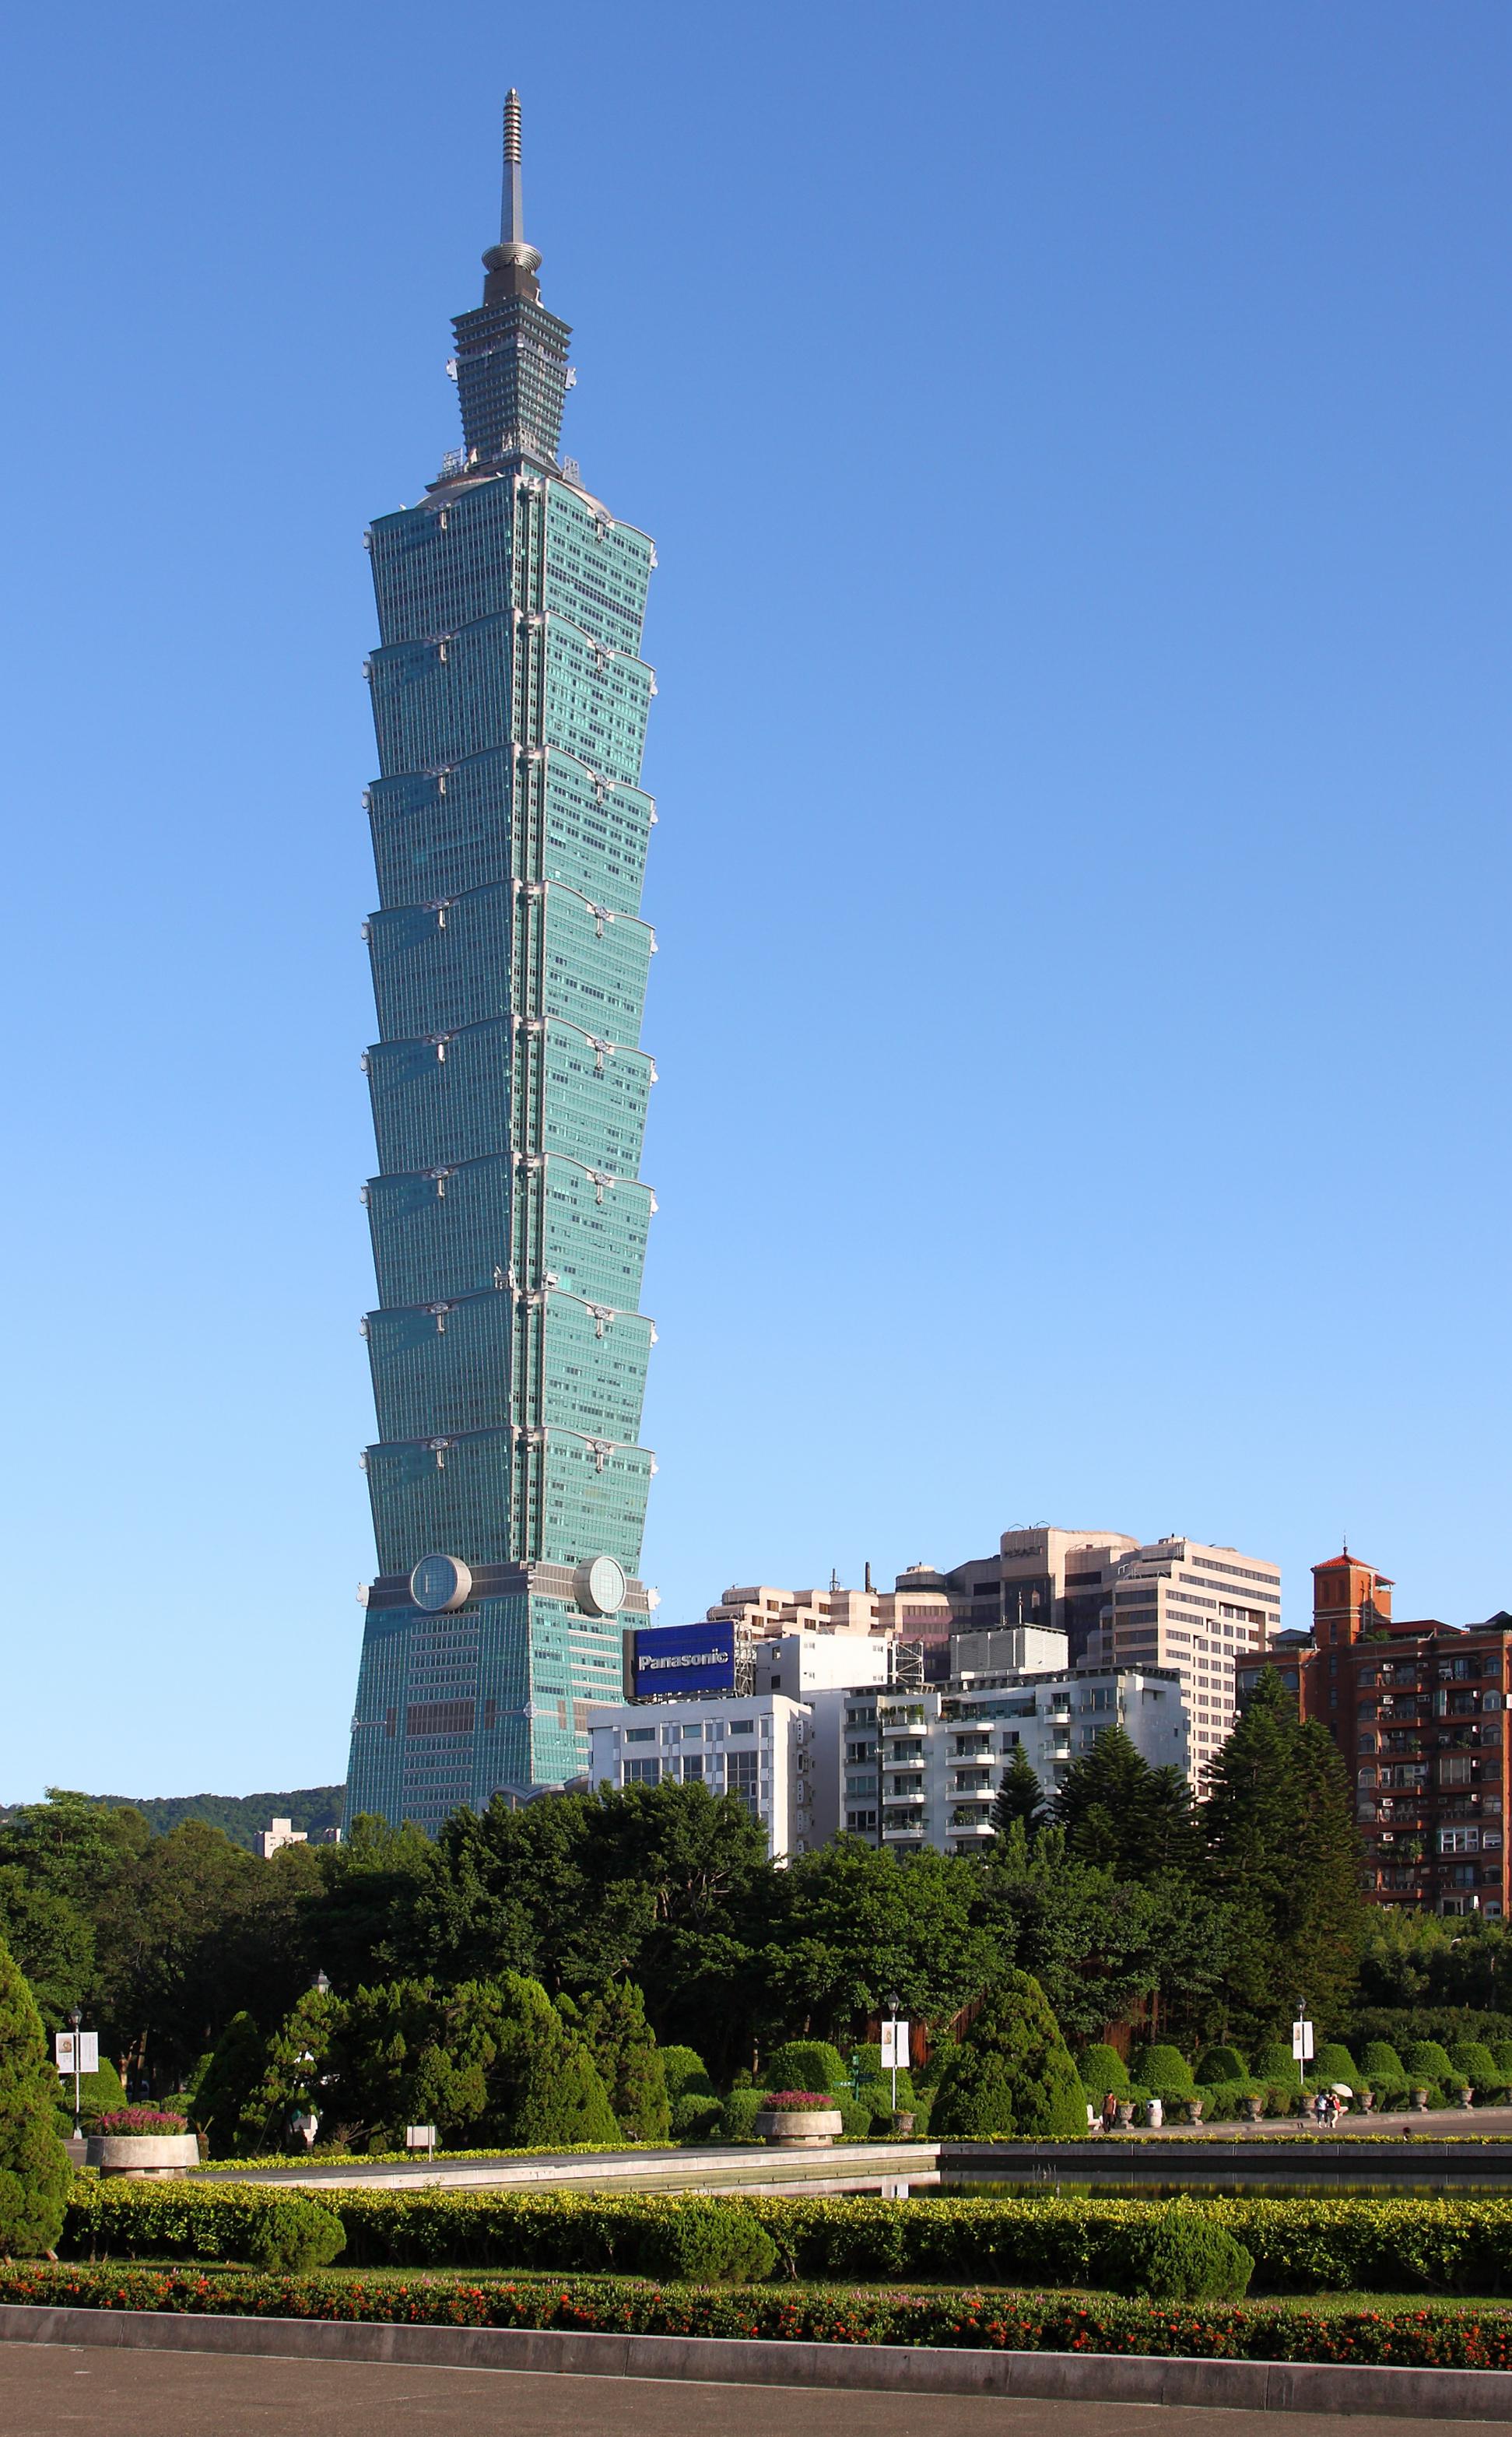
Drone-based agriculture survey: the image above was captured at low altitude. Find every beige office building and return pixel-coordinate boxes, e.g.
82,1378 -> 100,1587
1085,1538 -> 1282,1779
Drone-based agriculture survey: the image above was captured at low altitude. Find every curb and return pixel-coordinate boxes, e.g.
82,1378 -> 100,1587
5,2305 -> 1512,2418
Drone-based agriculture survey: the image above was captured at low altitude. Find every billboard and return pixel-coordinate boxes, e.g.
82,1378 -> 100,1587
631,1621 -> 737,1699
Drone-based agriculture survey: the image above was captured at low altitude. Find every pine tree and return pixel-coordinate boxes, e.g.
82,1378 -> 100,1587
928,1968 -> 1086,2137
0,1933 -> 70,2259
990,1748 -> 1046,1839
1202,1667 -> 1362,2042
559,1981 -> 671,2140
1053,1726 -> 1201,1880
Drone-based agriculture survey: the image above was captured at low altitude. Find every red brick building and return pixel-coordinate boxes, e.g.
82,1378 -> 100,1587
1241,1550 -> 1512,1919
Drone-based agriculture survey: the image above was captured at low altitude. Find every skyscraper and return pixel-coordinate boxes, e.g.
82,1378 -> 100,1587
344,96 -> 661,1835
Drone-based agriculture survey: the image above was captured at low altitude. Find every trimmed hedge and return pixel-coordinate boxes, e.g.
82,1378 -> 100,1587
1079,2045 -> 1130,2100
1195,2048 -> 1247,2088
58,2179 -> 1512,2296
10,2261 -> 1512,2365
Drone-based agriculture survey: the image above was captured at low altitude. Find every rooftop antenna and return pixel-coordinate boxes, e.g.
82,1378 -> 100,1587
865,1561 -> 874,1594
486,89 -> 542,280
830,1567 -> 840,1594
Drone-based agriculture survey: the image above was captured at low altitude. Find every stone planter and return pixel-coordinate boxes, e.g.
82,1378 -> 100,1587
1359,2090 -> 1374,2112
86,2133 -> 201,2179
1184,2097 -> 1205,2126
1412,2088 -> 1431,2113
753,2108 -> 843,2148
892,2110 -> 915,2138
1243,2095 -> 1265,2123
1115,2102 -> 1135,2129
1458,2088 -> 1475,2111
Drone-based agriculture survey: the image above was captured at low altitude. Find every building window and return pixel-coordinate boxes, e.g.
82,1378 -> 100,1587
625,1760 -> 659,1785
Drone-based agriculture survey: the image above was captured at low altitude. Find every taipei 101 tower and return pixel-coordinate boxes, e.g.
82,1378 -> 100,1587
344,95 -> 661,1833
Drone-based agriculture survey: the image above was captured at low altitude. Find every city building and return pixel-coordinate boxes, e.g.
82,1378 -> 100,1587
588,1694 -> 812,1859
819,1663 -> 1189,1854
749,1632 -> 893,1699
344,96 -> 662,1837
1082,1537 -> 1282,1781
253,1817 -> 307,1859
1244,1551 -> 1512,1919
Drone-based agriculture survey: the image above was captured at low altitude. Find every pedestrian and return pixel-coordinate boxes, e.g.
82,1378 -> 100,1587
1102,2089 -> 1118,2133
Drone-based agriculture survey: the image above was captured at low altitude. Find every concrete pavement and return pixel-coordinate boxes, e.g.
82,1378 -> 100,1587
2,2347 -> 1505,2437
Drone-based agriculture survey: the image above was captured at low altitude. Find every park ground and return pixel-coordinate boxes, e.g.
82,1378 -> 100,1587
0,2345 -> 1502,2437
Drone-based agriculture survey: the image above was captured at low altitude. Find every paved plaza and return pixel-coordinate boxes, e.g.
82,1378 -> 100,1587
0,2344 -> 1500,2437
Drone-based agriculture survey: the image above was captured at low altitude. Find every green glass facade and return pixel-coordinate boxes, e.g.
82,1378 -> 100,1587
345,100 -> 659,1835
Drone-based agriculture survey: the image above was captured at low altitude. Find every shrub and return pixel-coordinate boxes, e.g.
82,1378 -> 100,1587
1079,2044 -> 1131,2098
0,1935 -> 70,2257
930,1972 -> 1085,2139
243,2198 -> 345,2274
763,2042 -> 847,2096
1403,2040 -> 1456,2091
1352,2007 -> 1512,2055
1195,2046 -> 1246,2087
718,2088 -> 765,2141
1104,2206 -> 1254,2301
852,2042 -> 917,2119
658,2047 -> 714,2104
1493,2041 -> 1512,2087
670,2093 -> 721,2142
635,2202 -> 777,2284
1360,2040 -> 1407,2094
1450,2042 -> 1503,2099
1252,2043 -> 1302,2091
1310,2043 -> 1359,2088
835,2096 -> 872,2140
1197,2081 -> 1254,2122
1130,2045 -> 1193,2096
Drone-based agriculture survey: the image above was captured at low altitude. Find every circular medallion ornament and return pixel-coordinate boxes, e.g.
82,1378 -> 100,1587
574,1554 -> 627,1617
409,1553 -> 474,1614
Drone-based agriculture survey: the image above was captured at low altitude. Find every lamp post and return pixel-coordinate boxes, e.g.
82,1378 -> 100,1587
312,1969 -> 332,1996
886,1991 -> 901,2115
68,2006 -> 82,2138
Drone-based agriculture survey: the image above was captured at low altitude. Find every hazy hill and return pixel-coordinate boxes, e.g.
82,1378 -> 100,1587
0,1786 -> 346,1851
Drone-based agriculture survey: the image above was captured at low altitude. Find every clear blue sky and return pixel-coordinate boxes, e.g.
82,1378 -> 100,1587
1,1 -> 1507,1804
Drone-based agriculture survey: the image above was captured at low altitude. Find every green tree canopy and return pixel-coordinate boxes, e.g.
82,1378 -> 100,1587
1053,1726 -> 1202,1880
929,1969 -> 1086,2137
990,1749 -> 1047,1839
0,1934 -> 71,2256
1202,1668 -> 1362,2041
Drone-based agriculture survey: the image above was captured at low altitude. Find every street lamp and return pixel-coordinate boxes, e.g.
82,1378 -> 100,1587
885,1991 -> 902,2115
312,1969 -> 332,1996
68,2007 -> 82,2138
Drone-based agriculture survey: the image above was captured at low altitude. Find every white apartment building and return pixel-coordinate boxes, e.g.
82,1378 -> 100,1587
811,1661 -> 1189,1855
1085,1538 -> 1282,1779
588,1693 -> 813,1859
749,1631 -> 893,1698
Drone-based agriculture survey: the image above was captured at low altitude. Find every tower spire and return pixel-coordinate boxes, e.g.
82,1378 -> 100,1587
483,88 -> 542,297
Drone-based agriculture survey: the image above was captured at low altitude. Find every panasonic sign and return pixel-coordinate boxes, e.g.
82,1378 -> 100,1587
631,1622 -> 737,1698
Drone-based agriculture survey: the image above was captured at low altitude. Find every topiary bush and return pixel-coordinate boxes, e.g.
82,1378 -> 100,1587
930,1972 -> 1086,2139
1403,2040 -> 1456,2094
1450,2042 -> 1503,2100
762,2042 -> 847,2097
0,1936 -> 71,2258
1103,2207 -> 1254,2302
556,1984 -> 670,2142
635,2201 -> 776,2284
1130,2045 -> 1194,2096
718,2088 -> 765,2142
244,2199 -> 346,2273
1361,2040 -> 1408,2104
658,2047 -> 714,2105
670,2093 -> 722,2142
1492,2041 -> 1512,2088
53,2054 -> 128,2140
1310,2042 -> 1360,2088
1252,2043 -> 1303,2092
1195,2046 -> 1247,2087
1079,2045 -> 1131,2099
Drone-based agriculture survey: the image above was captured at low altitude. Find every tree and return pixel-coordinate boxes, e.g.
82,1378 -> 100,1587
192,2011 -> 270,2158
1202,1667 -> 1363,2041
929,1969 -> 1086,2137
750,1842 -> 996,2053
1053,1728 -> 1201,1880
0,1869 -> 93,2028
558,1982 -> 670,2141
990,1750 -> 1046,1839
0,1934 -> 71,2257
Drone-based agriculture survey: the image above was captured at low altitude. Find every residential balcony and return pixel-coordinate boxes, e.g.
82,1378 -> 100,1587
950,1808 -> 996,1831
884,1786 -> 926,1807
882,1821 -> 927,1842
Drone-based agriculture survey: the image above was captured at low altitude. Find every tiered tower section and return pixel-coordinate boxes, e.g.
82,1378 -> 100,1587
345,97 -> 660,1834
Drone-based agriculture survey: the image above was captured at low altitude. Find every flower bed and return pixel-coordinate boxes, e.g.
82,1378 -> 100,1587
91,2112 -> 189,2137
58,2179 -> 1512,2295
760,2093 -> 834,2111
6,2261 -> 1512,2366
